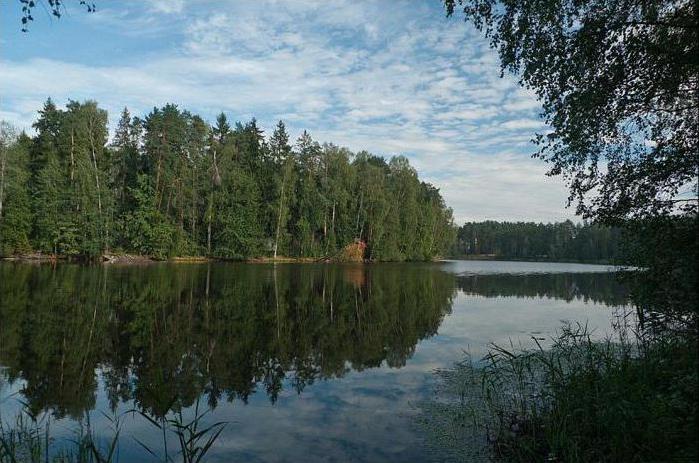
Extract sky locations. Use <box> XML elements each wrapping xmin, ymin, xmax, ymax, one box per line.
<box><xmin>0</xmin><ymin>0</ymin><xmax>577</xmax><ymax>224</ymax></box>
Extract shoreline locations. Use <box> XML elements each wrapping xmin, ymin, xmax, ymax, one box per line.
<box><xmin>0</xmin><ymin>253</ymin><xmax>363</xmax><ymax>265</ymax></box>
<box><xmin>449</xmin><ymin>254</ymin><xmax>618</xmax><ymax>265</ymax></box>
<box><xmin>1</xmin><ymin>253</ymin><xmax>615</xmax><ymax>266</ymax></box>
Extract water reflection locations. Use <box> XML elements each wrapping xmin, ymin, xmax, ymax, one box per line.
<box><xmin>456</xmin><ymin>272</ymin><xmax>628</xmax><ymax>306</ymax></box>
<box><xmin>0</xmin><ymin>263</ymin><xmax>457</xmax><ymax>418</ymax></box>
<box><xmin>0</xmin><ymin>262</ymin><xmax>627</xmax><ymax>461</ymax></box>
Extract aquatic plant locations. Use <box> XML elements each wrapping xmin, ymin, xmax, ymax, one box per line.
<box><xmin>417</xmin><ymin>321</ymin><xmax>698</xmax><ymax>461</ymax></box>
<box><xmin>0</xmin><ymin>398</ymin><xmax>225</xmax><ymax>463</ymax></box>
<box><xmin>0</xmin><ymin>404</ymin><xmax>121</xmax><ymax>463</ymax></box>
<box><xmin>132</xmin><ymin>398</ymin><xmax>227</xmax><ymax>463</ymax></box>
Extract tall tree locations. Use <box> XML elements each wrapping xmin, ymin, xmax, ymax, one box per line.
<box><xmin>269</xmin><ymin>121</ymin><xmax>294</xmax><ymax>258</ymax></box>
<box><xmin>110</xmin><ymin>108</ymin><xmax>142</xmax><ymax>248</ymax></box>
<box><xmin>0</xmin><ymin>126</ymin><xmax>32</xmax><ymax>255</ymax></box>
<box><xmin>445</xmin><ymin>0</ymin><xmax>698</xmax><ymax>322</ymax></box>
<box><xmin>445</xmin><ymin>0</ymin><xmax>698</xmax><ymax>223</ymax></box>
<box><xmin>62</xmin><ymin>100</ymin><xmax>110</xmax><ymax>255</ymax></box>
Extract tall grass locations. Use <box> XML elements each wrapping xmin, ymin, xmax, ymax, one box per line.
<box><xmin>417</xmin><ymin>321</ymin><xmax>698</xmax><ymax>462</ymax></box>
<box><xmin>0</xmin><ymin>406</ymin><xmax>120</xmax><ymax>463</ymax></box>
<box><xmin>0</xmin><ymin>399</ymin><xmax>226</xmax><ymax>463</ymax></box>
<box><xmin>0</xmin><ymin>404</ymin><xmax>50</xmax><ymax>463</ymax></box>
<box><xmin>132</xmin><ymin>398</ymin><xmax>227</xmax><ymax>463</ymax></box>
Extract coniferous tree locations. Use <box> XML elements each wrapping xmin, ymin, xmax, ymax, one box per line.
<box><xmin>110</xmin><ymin>108</ymin><xmax>142</xmax><ymax>246</ymax></box>
<box><xmin>0</xmin><ymin>99</ymin><xmax>455</xmax><ymax>261</ymax></box>
<box><xmin>0</xmin><ymin>127</ymin><xmax>32</xmax><ymax>255</ymax></box>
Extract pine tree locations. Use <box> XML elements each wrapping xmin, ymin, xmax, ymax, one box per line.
<box><xmin>0</xmin><ymin>128</ymin><xmax>32</xmax><ymax>255</ymax></box>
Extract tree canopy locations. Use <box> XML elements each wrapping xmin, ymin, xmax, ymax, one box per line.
<box><xmin>446</xmin><ymin>0</ymin><xmax>698</xmax><ymax>223</ymax></box>
<box><xmin>0</xmin><ymin>99</ymin><xmax>455</xmax><ymax>261</ymax></box>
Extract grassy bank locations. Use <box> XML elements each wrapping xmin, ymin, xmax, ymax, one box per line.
<box><xmin>418</xmin><ymin>323</ymin><xmax>698</xmax><ymax>462</ymax></box>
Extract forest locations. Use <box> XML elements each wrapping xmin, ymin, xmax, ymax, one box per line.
<box><xmin>0</xmin><ymin>99</ymin><xmax>456</xmax><ymax>261</ymax></box>
<box><xmin>455</xmin><ymin>220</ymin><xmax>622</xmax><ymax>262</ymax></box>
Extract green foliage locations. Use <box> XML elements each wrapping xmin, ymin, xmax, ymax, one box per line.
<box><xmin>446</xmin><ymin>0</ymin><xmax>698</xmax><ymax>223</ymax></box>
<box><xmin>0</xmin><ymin>130</ymin><xmax>32</xmax><ymax>255</ymax></box>
<box><xmin>456</xmin><ymin>220</ymin><xmax>622</xmax><ymax>262</ymax></box>
<box><xmin>619</xmin><ymin>214</ymin><xmax>699</xmax><ymax>328</ymax></box>
<box><xmin>61</xmin><ymin>100</ymin><xmax>111</xmax><ymax>257</ymax></box>
<box><xmin>0</xmin><ymin>99</ymin><xmax>453</xmax><ymax>261</ymax></box>
<box><xmin>213</xmin><ymin>166</ymin><xmax>264</xmax><ymax>259</ymax></box>
<box><xmin>33</xmin><ymin>152</ymin><xmax>76</xmax><ymax>255</ymax></box>
<box><xmin>418</xmin><ymin>324</ymin><xmax>698</xmax><ymax>462</ymax></box>
<box><xmin>123</xmin><ymin>175</ymin><xmax>175</xmax><ymax>259</ymax></box>
<box><xmin>24</xmin><ymin>99</ymin><xmax>112</xmax><ymax>257</ymax></box>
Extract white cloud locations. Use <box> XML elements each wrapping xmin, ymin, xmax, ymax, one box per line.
<box><xmin>148</xmin><ymin>0</ymin><xmax>185</xmax><ymax>14</ymax></box>
<box><xmin>0</xmin><ymin>0</ymin><xmax>577</xmax><ymax>223</ymax></box>
<box><xmin>500</xmin><ymin>118</ymin><xmax>546</xmax><ymax>130</ymax></box>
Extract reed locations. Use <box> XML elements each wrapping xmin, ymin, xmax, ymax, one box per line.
<box><xmin>0</xmin><ymin>399</ymin><xmax>226</xmax><ymax>463</ymax></box>
<box><xmin>417</xmin><ymin>322</ymin><xmax>698</xmax><ymax>462</ymax></box>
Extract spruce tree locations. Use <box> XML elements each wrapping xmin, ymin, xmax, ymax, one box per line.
<box><xmin>0</xmin><ymin>128</ymin><xmax>32</xmax><ymax>255</ymax></box>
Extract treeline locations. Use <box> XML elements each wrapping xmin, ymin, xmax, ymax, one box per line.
<box><xmin>455</xmin><ymin>220</ymin><xmax>622</xmax><ymax>262</ymax></box>
<box><xmin>0</xmin><ymin>99</ymin><xmax>455</xmax><ymax>260</ymax></box>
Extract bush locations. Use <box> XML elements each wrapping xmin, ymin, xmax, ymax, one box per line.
<box><xmin>335</xmin><ymin>240</ymin><xmax>367</xmax><ymax>262</ymax></box>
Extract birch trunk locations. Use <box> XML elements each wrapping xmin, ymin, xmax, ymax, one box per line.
<box><xmin>207</xmin><ymin>191</ymin><xmax>213</xmax><ymax>256</ymax></box>
<box><xmin>0</xmin><ymin>145</ymin><xmax>6</xmax><ymax>221</ymax></box>
<box><xmin>89</xmin><ymin>118</ymin><xmax>105</xmax><ymax>251</ymax></box>
<box><xmin>355</xmin><ymin>191</ymin><xmax>363</xmax><ymax>237</ymax></box>
<box><xmin>70</xmin><ymin>129</ymin><xmax>75</xmax><ymax>183</ymax></box>
<box><xmin>273</xmin><ymin>173</ymin><xmax>286</xmax><ymax>259</ymax></box>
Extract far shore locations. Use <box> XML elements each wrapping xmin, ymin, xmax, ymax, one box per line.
<box><xmin>449</xmin><ymin>254</ymin><xmax>617</xmax><ymax>266</ymax></box>
<box><xmin>2</xmin><ymin>252</ymin><xmax>615</xmax><ymax>266</ymax></box>
<box><xmin>0</xmin><ymin>253</ymin><xmax>356</xmax><ymax>265</ymax></box>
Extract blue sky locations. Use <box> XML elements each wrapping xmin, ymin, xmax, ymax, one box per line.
<box><xmin>0</xmin><ymin>0</ymin><xmax>576</xmax><ymax>223</ymax></box>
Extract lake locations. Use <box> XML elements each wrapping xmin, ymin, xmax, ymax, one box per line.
<box><xmin>0</xmin><ymin>260</ymin><xmax>628</xmax><ymax>462</ymax></box>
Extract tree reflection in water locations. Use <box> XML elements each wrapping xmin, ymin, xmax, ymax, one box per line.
<box><xmin>0</xmin><ymin>263</ymin><xmax>456</xmax><ymax>418</ymax></box>
<box><xmin>0</xmin><ymin>262</ymin><xmax>627</xmax><ymax>461</ymax></box>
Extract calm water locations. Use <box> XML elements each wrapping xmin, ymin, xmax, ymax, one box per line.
<box><xmin>0</xmin><ymin>261</ymin><xmax>628</xmax><ymax>462</ymax></box>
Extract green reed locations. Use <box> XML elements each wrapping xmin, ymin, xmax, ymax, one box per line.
<box><xmin>0</xmin><ymin>400</ymin><xmax>226</xmax><ymax>463</ymax></box>
<box><xmin>417</xmin><ymin>321</ymin><xmax>698</xmax><ymax>462</ymax></box>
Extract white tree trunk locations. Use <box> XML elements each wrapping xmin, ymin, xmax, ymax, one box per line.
<box><xmin>273</xmin><ymin>162</ymin><xmax>289</xmax><ymax>259</ymax></box>
<box><xmin>89</xmin><ymin>118</ymin><xmax>105</xmax><ymax>251</ymax></box>
<box><xmin>0</xmin><ymin>146</ymin><xmax>6</xmax><ymax>222</ymax></box>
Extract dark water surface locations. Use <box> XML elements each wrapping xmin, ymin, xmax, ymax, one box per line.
<box><xmin>0</xmin><ymin>261</ymin><xmax>627</xmax><ymax>462</ymax></box>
